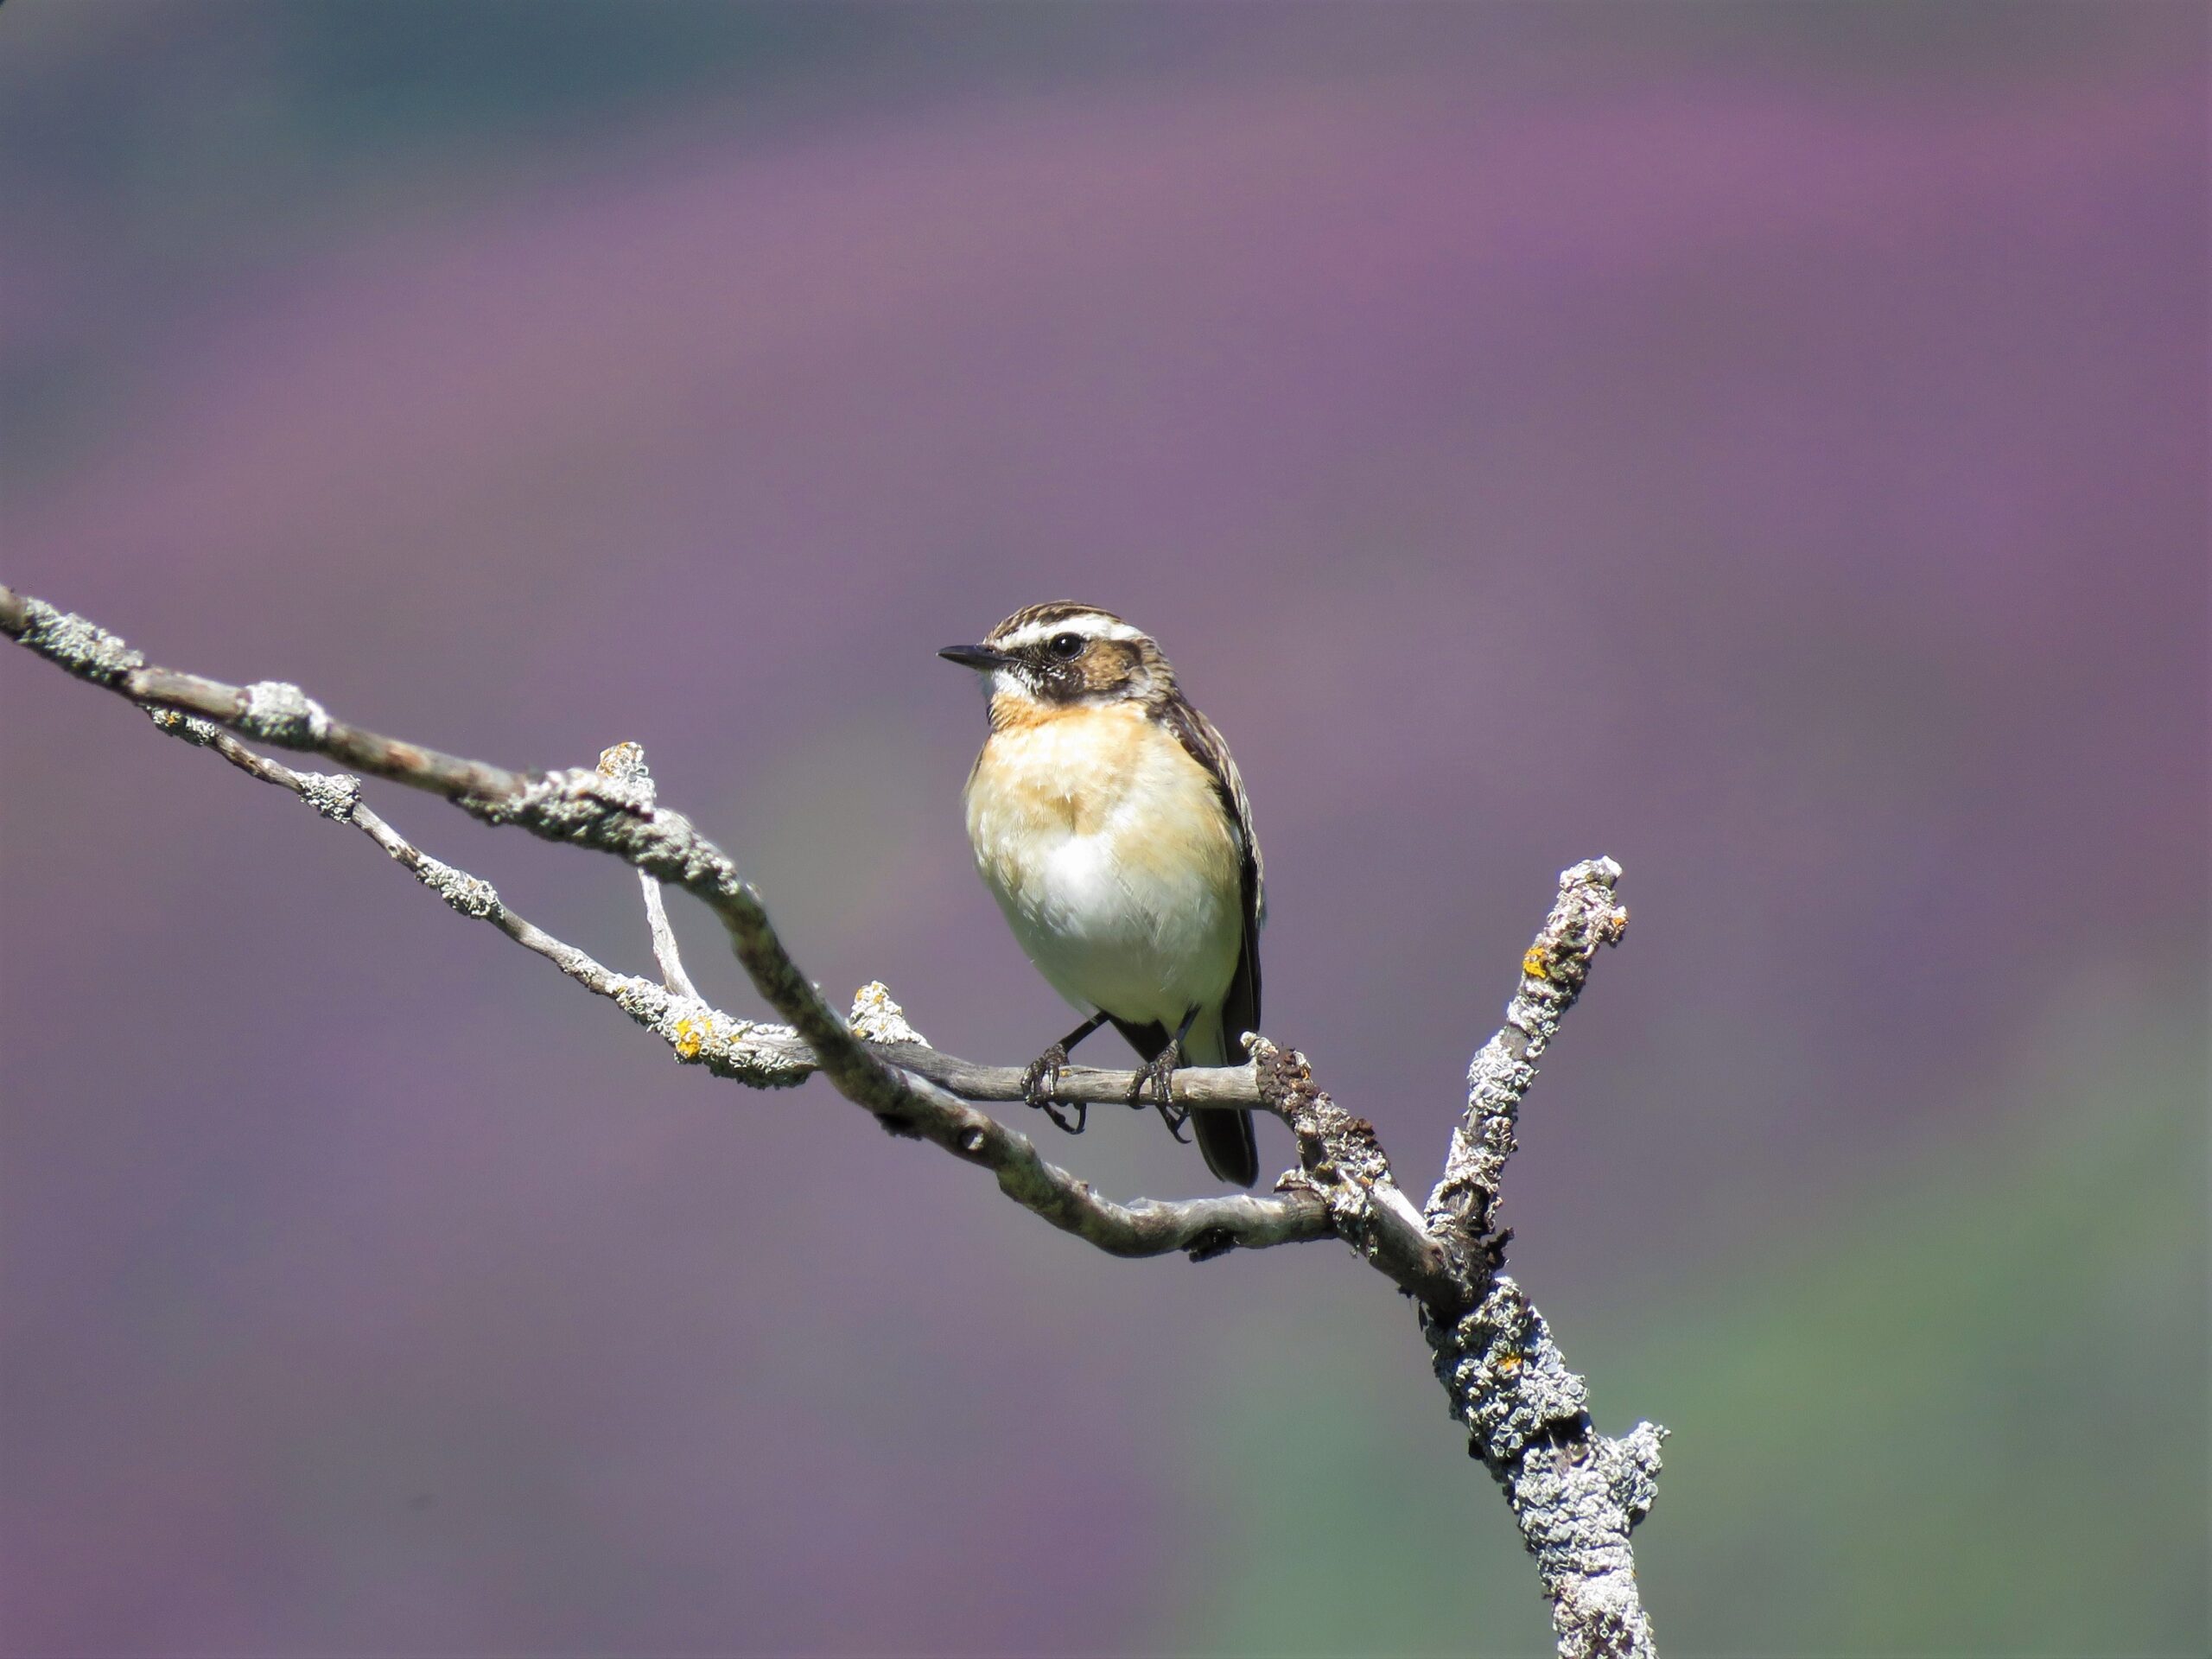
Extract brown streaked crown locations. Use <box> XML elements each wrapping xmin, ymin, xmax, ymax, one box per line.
<box><xmin>982</xmin><ymin>601</ymin><xmax>1124</xmax><ymax>645</ymax></box>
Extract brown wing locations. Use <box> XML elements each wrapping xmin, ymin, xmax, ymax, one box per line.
<box><xmin>1160</xmin><ymin>693</ymin><xmax>1263</xmax><ymax>1051</ymax></box>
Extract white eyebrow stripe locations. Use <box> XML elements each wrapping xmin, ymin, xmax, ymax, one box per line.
<box><xmin>993</xmin><ymin>615</ymin><xmax>1142</xmax><ymax>652</ymax></box>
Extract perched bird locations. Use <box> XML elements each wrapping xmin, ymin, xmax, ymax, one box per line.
<box><xmin>941</xmin><ymin>603</ymin><xmax>1263</xmax><ymax>1186</ymax></box>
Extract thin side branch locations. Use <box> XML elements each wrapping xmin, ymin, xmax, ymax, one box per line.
<box><xmin>142</xmin><ymin>707</ymin><xmax>632</xmax><ymax>1000</ymax></box>
<box><xmin>598</xmin><ymin>741</ymin><xmax>703</xmax><ymax>1001</ymax></box>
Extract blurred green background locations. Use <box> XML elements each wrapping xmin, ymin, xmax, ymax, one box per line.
<box><xmin>2</xmin><ymin>3</ymin><xmax>2203</xmax><ymax>1653</ymax></box>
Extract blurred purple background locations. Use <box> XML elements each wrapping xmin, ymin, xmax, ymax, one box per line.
<box><xmin>2</xmin><ymin>3</ymin><xmax>2204</xmax><ymax>1653</ymax></box>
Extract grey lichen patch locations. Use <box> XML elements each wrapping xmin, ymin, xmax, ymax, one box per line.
<box><xmin>610</xmin><ymin>976</ymin><xmax>681</xmax><ymax>1039</ymax></box>
<box><xmin>474</xmin><ymin>769</ymin><xmax>739</xmax><ymax>898</ymax></box>
<box><xmin>575</xmin><ymin>759</ymin><xmax>656</xmax><ymax>819</ymax></box>
<box><xmin>1430</xmin><ymin>1274</ymin><xmax>1590</xmax><ymax>1465</ymax></box>
<box><xmin>1253</xmin><ymin>1036</ymin><xmax>1395</xmax><ymax>1251</ymax></box>
<box><xmin>413</xmin><ymin>855</ymin><xmax>500</xmax><ymax>918</ymax></box>
<box><xmin>1512</xmin><ymin>1469</ymin><xmax>1653</xmax><ymax>1656</ymax></box>
<box><xmin>476</xmin><ymin>768</ymin><xmax>647</xmax><ymax>836</ymax></box>
<box><xmin>613</xmin><ymin>981</ymin><xmax>808</xmax><ymax>1088</ymax></box>
<box><xmin>1428</xmin><ymin>859</ymin><xmax>1630</xmax><ymax>1236</ymax></box>
<box><xmin>847</xmin><ymin>982</ymin><xmax>926</xmax><ymax>1046</ymax></box>
<box><xmin>1611</xmin><ymin>1421</ymin><xmax>1668</xmax><ymax>1525</ymax></box>
<box><xmin>1510</xmin><ymin>859</ymin><xmax>1625</xmax><ymax>1058</ymax></box>
<box><xmin>294</xmin><ymin>771</ymin><xmax>362</xmax><ymax>823</ymax></box>
<box><xmin>596</xmin><ymin>741</ymin><xmax>649</xmax><ymax>787</ymax></box>
<box><xmin>1506</xmin><ymin>1423</ymin><xmax>1666</xmax><ymax>1658</ymax></box>
<box><xmin>19</xmin><ymin>598</ymin><xmax>144</xmax><ymax>685</ymax></box>
<box><xmin>238</xmin><ymin>680</ymin><xmax>331</xmax><ymax>746</ymax></box>
<box><xmin>147</xmin><ymin>707</ymin><xmax>223</xmax><ymax>747</ymax></box>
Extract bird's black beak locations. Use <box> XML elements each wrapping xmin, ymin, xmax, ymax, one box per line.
<box><xmin>938</xmin><ymin>643</ymin><xmax>1011</xmax><ymax>671</ymax></box>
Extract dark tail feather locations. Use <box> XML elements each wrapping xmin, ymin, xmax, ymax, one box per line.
<box><xmin>1194</xmin><ymin>1106</ymin><xmax>1260</xmax><ymax>1188</ymax></box>
<box><xmin>1111</xmin><ymin>1011</ymin><xmax>1261</xmax><ymax>1188</ymax></box>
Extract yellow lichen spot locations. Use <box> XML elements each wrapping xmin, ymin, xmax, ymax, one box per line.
<box><xmin>1494</xmin><ymin>1351</ymin><xmax>1523</xmax><ymax>1375</ymax></box>
<box><xmin>1522</xmin><ymin>944</ymin><xmax>1551</xmax><ymax>981</ymax></box>
<box><xmin>673</xmin><ymin>1016</ymin><xmax>704</xmax><ymax>1060</ymax></box>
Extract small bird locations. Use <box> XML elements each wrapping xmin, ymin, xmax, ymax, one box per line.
<box><xmin>941</xmin><ymin>603</ymin><xmax>1263</xmax><ymax>1187</ymax></box>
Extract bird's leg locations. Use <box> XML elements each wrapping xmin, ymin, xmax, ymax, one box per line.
<box><xmin>1131</xmin><ymin>1007</ymin><xmax>1203</xmax><ymax>1143</ymax></box>
<box><xmin>1023</xmin><ymin>1012</ymin><xmax>1109</xmax><ymax>1135</ymax></box>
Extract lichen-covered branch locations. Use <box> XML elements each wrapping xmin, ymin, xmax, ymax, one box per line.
<box><xmin>3</xmin><ymin>582</ymin><xmax>1665</xmax><ymax>1656</ymax></box>
<box><xmin>1417</xmin><ymin>859</ymin><xmax>1664</xmax><ymax>1659</ymax></box>
<box><xmin>1427</xmin><ymin>858</ymin><xmax>1631</xmax><ymax>1281</ymax></box>
<box><xmin>1426</xmin><ymin>1274</ymin><xmax>1666</xmax><ymax>1659</ymax></box>
<box><xmin>1249</xmin><ymin>1037</ymin><xmax>1460</xmax><ymax>1306</ymax></box>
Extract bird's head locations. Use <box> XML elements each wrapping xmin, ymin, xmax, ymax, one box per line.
<box><xmin>940</xmin><ymin>603</ymin><xmax>1174</xmax><ymax>725</ymax></box>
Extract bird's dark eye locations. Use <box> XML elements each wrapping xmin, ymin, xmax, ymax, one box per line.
<box><xmin>1047</xmin><ymin>632</ymin><xmax>1084</xmax><ymax>660</ymax></box>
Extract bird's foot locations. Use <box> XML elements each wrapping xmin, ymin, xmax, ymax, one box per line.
<box><xmin>1129</xmin><ymin>1044</ymin><xmax>1192</xmax><ymax>1143</ymax></box>
<box><xmin>1021</xmin><ymin>1044</ymin><xmax>1087</xmax><ymax>1135</ymax></box>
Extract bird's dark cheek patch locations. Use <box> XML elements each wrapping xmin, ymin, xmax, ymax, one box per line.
<box><xmin>1078</xmin><ymin>643</ymin><xmax>1140</xmax><ymax>694</ymax></box>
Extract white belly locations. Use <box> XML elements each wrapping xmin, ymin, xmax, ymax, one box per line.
<box><xmin>964</xmin><ymin>706</ymin><xmax>1243</xmax><ymax>1041</ymax></box>
<box><xmin>988</xmin><ymin>828</ymin><xmax>1239</xmax><ymax>1031</ymax></box>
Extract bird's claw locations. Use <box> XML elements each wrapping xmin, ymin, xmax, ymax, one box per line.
<box><xmin>1130</xmin><ymin>1044</ymin><xmax>1191</xmax><ymax>1143</ymax></box>
<box><xmin>1022</xmin><ymin>1044</ymin><xmax>1087</xmax><ymax>1135</ymax></box>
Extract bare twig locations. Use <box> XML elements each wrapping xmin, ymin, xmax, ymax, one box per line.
<box><xmin>3</xmin><ymin>583</ymin><xmax>1665</xmax><ymax>1656</ymax></box>
<box><xmin>596</xmin><ymin>741</ymin><xmax>703</xmax><ymax>1001</ymax></box>
<box><xmin>141</xmin><ymin>707</ymin><xmax>632</xmax><ymax>1000</ymax></box>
